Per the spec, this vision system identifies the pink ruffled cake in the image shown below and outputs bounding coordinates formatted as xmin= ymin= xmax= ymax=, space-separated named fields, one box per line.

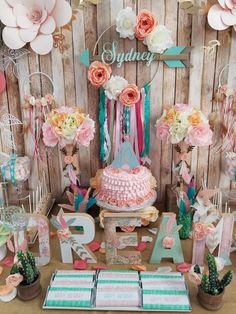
xmin=96 ymin=165 xmax=157 ymax=208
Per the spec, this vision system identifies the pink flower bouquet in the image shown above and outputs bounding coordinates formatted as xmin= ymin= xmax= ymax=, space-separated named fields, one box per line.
xmin=156 ymin=104 xmax=213 ymax=147
xmin=42 ymin=106 xmax=95 ymax=148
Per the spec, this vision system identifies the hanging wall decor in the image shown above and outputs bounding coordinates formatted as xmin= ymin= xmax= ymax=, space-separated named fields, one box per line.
xmin=0 ymin=0 xmax=73 ymax=55
xmin=80 ymin=6 xmax=192 ymax=163
xmin=0 ymin=114 xmax=22 ymax=150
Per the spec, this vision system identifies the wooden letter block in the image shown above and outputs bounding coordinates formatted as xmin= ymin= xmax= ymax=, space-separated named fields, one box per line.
xmin=59 ymin=211 xmax=97 ymax=264
xmin=103 ymin=212 xmax=142 ymax=265
xmin=192 ymin=237 xmax=207 ymax=266
xmin=150 ymin=212 xmax=184 ymax=264
xmin=218 ymin=213 xmax=234 ymax=266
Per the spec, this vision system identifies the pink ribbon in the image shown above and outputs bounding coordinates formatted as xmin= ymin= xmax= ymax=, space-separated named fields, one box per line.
xmin=115 ymin=101 xmax=121 ymax=156
xmin=135 ymin=95 xmax=144 ymax=156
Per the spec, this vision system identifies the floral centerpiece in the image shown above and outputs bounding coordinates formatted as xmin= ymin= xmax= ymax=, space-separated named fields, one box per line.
xmin=42 ymin=106 xmax=95 ymax=184
xmin=156 ymin=104 xmax=213 ymax=239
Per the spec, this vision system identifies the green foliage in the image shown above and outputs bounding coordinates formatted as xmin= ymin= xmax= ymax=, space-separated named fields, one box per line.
xmin=10 ymin=250 xmax=39 ymax=285
xmin=199 ymin=253 xmax=233 ymax=295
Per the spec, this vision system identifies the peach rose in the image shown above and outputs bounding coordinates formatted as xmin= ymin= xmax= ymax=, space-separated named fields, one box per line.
xmin=119 ymin=84 xmax=140 ymax=106
xmin=88 ymin=61 xmax=111 ymax=87
xmin=193 ymin=223 xmax=206 ymax=241
xmin=6 ymin=274 xmax=23 ymax=287
xmin=135 ymin=10 xmax=157 ymax=40
xmin=162 ymin=236 xmax=175 ymax=249
xmin=188 ymin=112 xmax=202 ymax=126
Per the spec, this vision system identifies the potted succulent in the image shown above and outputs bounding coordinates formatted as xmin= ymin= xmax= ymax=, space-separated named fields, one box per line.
xmin=10 ymin=250 xmax=41 ymax=300
xmin=189 ymin=253 xmax=233 ymax=311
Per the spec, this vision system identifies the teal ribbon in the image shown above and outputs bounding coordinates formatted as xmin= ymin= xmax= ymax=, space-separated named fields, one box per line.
xmin=1 ymin=154 xmax=17 ymax=186
xmin=122 ymin=106 xmax=130 ymax=136
xmin=142 ymin=84 xmax=150 ymax=157
xmin=99 ymin=88 xmax=106 ymax=161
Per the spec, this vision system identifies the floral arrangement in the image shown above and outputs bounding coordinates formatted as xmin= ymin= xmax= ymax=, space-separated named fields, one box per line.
xmin=42 ymin=106 xmax=95 ymax=148
xmin=88 ymin=61 xmax=140 ymax=106
xmin=116 ymin=7 xmax=174 ymax=53
xmin=0 ymin=0 xmax=72 ymax=55
xmin=192 ymin=222 xmax=215 ymax=241
xmin=24 ymin=94 xmax=56 ymax=109
xmin=208 ymin=0 xmax=236 ymax=32
xmin=156 ymin=103 xmax=213 ymax=146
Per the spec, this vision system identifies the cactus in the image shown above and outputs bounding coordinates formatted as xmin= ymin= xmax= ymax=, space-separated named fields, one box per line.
xmin=10 ymin=250 xmax=39 ymax=285
xmin=198 ymin=253 xmax=233 ymax=295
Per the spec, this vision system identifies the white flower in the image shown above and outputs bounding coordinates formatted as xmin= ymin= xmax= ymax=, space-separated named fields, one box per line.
xmin=144 ymin=25 xmax=174 ymax=54
xmin=0 ymin=0 xmax=72 ymax=55
xmin=29 ymin=96 xmax=36 ymax=106
xmin=104 ymin=75 xmax=128 ymax=100
xmin=169 ymin=118 xmax=190 ymax=144
xmin=41 ymin=97 xmax=48 ymax=106
xmin=116 ymin=7 xmax=136 ymax=40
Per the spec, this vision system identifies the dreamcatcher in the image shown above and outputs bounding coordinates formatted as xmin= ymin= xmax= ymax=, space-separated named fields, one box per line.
xmin=0 ymin=114 xmax=22 ymax=150
xmin=22 ymin=72 xmax=57 ymax=160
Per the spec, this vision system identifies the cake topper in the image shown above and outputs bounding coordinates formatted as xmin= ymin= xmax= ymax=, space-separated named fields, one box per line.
xmin=111 ymin=141 xmax=140 ymax=169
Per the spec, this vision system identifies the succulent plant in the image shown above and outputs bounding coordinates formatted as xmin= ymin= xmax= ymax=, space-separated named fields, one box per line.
xmin=10 ymin=250 xmax=39 ymax=285
xmin=199 ymin=253 xmax=233 ymax=295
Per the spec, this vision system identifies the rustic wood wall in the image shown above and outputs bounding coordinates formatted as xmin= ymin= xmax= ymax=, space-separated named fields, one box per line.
xmin=0 ymin=0 xmax=236 ymax=201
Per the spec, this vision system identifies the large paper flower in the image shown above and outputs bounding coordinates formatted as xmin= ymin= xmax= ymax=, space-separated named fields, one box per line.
xmin=88 ymin=61 xmax=112 ymax=87
xmin=208 ymin=0 xmax=236 ymax=31
xmin=0 ymin=0 xmax=72 ymax=55
xmin=135 ymin=9 xmax=157 ymax=40
xmin=119 ymin=84 xmax=140 ymax=106
xmin=144 ymin=25 xmax=174 ymax=54
xmin=116 ymin=7 xmax=136 ymax=40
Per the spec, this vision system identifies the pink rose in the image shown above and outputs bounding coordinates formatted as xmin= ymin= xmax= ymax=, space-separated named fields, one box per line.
xmin=135 ymin=10 xmax=157 ymax=40
xmin=76 ymin=117 xmax=95 ymax=147
xmin=175 ymin=103 xmax=192 ymax=112
xmin=57 ymin=228 xmax=71 ymax=241
xmin=42 ymin=121 xmax=59 ymax=147
xmin=185 ymin=123 xmax=213 ymax=147
xmin=193 ymin=223 xmax=206 ymax=241
xmin=162 ymin=236 xmax=175 ymax=249
xmin=45 ymin=94 xmax=54 ymax=105
xmin=88 ymin=61 xmax=112 ymax=87
xmin=119 ymin=84 xmax=140 ymax=106
xmin=156 ymin=121 xmax=170 ymax=142
xmin=6 ymin=273 xmax=23 ymax=287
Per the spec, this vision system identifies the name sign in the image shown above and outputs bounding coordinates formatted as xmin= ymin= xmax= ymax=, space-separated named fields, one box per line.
xmin=101 ymin=41 xmax=155 ymax=68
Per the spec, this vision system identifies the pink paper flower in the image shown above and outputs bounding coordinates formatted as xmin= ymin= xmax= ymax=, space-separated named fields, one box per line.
xmin=156 ymin=121 xmax=170 ymax=142
xmin=0 ymin=0 xmax=72 ymax=55
xmin=57 ymin=228 xmax=71 ymax=241
xmin=175 ymin=103 xmax=192 ymax=112
xmin=6 ymin=273 xmax=23 ymax=287
xmin=76 ymin=117 xmax=95 ymax=147
xmin=42 ymin=121 xmax=59 ymax=147
xmin=185 ymin=123 xmax=213 ymax=147
xmin=135 ymin=10 xmax=157 ymax=40
xmin=45 ymin=94 xmax=54 ymax=105
xmin=193 ymin=223 xmax=206 ymax=241
xmin=88 ymin=61 xmax=112 ymax=88
xmin=162 ymin=236 xmax=175 ymax=249
xmin=208 ymin=0 xmax=236 ymax=32
xmin=119 ymin=84 xmax=140 ymax=106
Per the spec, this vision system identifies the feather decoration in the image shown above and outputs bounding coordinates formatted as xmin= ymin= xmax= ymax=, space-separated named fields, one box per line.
xmin=166 ymin=214 xmax=176 ymax=233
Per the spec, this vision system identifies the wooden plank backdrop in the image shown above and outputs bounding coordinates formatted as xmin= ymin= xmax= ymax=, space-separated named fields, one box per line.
xmin=0 ymin=0 xmax=236 ymax=201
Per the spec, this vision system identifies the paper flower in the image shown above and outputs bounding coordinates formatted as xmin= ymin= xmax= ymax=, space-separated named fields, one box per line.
xmin=135 ymin=9 xmax=157 ymax=40
xmin=0 ymin=0 xmax=72 ymax=55
xmin=208 ymin=0 xmax=236 ymax=31
xmin=6 ymin=274 xmax=23 ymax=288
xmin=156 ymin=121 xmax=170 ymax=142
xmin=144 ymin=25 xmax=174 ymax=54
xmin=103 ymin=75 xmax=128 ymax=100
xmin=184 ymin=123 xmax=213 ymax=147
xmin=119 ymin=84 xmax=140 ymax=106
xmin=116 ymin=7 xmax=136 ymax=40
xmin=42 ymin=121 xmax=59 ymax=147
xmin=76 ymin=116 xmax=95 ymax=147
xmin=162 ymin=236 xmax=175 ymax=249
xmin=88 ymin=61 xmax=112 ymax=87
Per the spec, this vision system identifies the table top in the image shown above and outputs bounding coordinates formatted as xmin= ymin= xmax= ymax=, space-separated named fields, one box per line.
xmin=0 ymin=206 xmax=235 ymax=314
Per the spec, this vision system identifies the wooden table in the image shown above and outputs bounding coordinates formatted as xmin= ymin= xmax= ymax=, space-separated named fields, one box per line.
xmin=0 ymin=206 xmax=235 ymax=314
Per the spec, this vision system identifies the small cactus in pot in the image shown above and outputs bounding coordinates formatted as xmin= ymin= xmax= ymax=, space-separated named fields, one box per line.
xmin=10 ymin=250 xmax=41 ymax=300
xmin=189 ymin=253 xmax=233 ymax=310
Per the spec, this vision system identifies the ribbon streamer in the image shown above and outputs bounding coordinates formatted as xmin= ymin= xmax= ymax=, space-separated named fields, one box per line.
xmin=142 ymin=84 xmax=150 ymax=157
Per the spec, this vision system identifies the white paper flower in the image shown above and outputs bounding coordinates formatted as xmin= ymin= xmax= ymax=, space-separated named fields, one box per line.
xmin=116 ymin=7 xmax=136 ymax=40
xmin=0 ymin=0 xmax=72 ymax=55
xmin=104 ymin=75 xmax=128 ymax=100
xmin=169 ymin=119 xmax=190 ymax=144
xmin=144 ymin=25 xmax=174 ymax=54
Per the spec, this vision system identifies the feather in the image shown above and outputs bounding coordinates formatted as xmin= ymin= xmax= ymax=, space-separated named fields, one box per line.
xmin=59 ymin=215 xmax=67 ymax=229
xmin=66 ymin=191 xmax=75 ymax=205
xmin=7 ymin=239 xmax=15 ymax=253
xmin=166 ymin=214 xmax=176 ymax=233
xmin=66 ymin=218 xmax=76 ymax=226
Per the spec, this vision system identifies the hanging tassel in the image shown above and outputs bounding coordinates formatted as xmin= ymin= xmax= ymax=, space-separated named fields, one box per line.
xmin=108 ymin=100 xmax=115 ymax=164
xmin=99 ymin=88 xmax=106 ymax=161
xmin=104 ymin=98 xmax=111 ymax=162
xmin=135 ymin=95 xmax=144 ymax=156
xmin=115 ymin=101 xmax=121 ymax=156
xmin=123 ymin=106 xmax=131 ymax=139
xmin=142 ymin=84 xmax=150 ymax=157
